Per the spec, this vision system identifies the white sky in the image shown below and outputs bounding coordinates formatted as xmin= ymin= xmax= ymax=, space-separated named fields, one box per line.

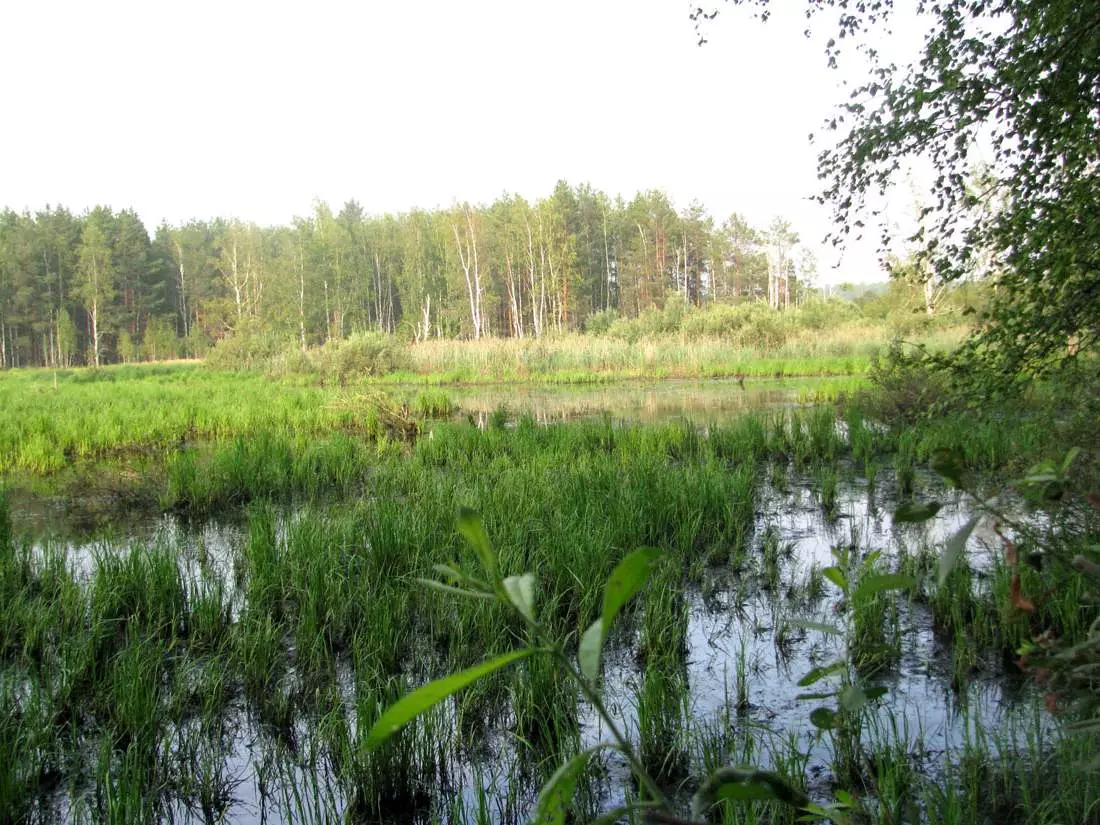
xmin=0 ymin=0 xmax=928 ymax=284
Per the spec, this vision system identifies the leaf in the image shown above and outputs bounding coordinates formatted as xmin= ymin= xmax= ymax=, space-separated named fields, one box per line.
xmin=798 ymin=804 xmax=847 ymax=824
xmin=784 ymin=619 xmax=843 ymax=637
xmin=893 ymin=501 xmax=942 ymax=523
xmin=578 ymin=547 xmax=661 ymax=682
xmin=365 ymin=648 xmax=536 ymax=749
xmin=838 ymin=684 xmax=867 ymax=712
xmin=456 ymin=508 xmax=498 ymax=582
xmin=431 ymin=563 xmax=465 ymax=583
xmin=810 ymin=707 xmax=838 ymax=729
xmin=534 ymin=747 xmax=602 ymax=825
xmin=693 ymin=767 xmax=811 ymax=818
xmin=837 ymin=683 xmax=887 ymax=712
xmin=798 ymin=659 xmax=846 ymax=687
xmin=796 ymin=691 xmax=836 ymax=701
xmin=415 ymin=578 xmax=495 ymax=601
xmin=853 ymin=573 xmax=915 ymax=602
xmin=503 ymin=573 xmax=536 ymax=622
xmin=939 ymin=516 xmax=979 ymax=585
xmin=578 ymin=619 xmax=604 ymax=683
xmin=601 ymin=547 xmax=661 ymax=631
xmin=822 ymin=566 xmax=848 ymax=591
xmin=1065 ymin=718 xmax=1100 ymax=734
xmin=930 ymin=449 xmax=965 ymax=487
xmin=1060 ymin=447 xmax=1081 ymax=475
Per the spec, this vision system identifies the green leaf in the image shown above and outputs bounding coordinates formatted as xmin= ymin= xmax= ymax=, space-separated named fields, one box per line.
xmin=415 ymin=578 xmax=495 ymax=601
xmin=431 ymin=563 xmax=464 ymax=582
xmin=810 ymin=707 xmax=838 ymax=729
xmin=822 ymin=566 xmax=848 ymax=591
xmin=578 ymin=620 xmax=604 ymax=683
xmin=601 ymin=547 xmax=661 ymax=630
xmin=799 ymin=802 xmax=848 ymax=824
xmin=838 ymin=684 xmax=869 ymax=712
xmin=796 ymin=691 xmax=836 ymax=701
xmin=930 ymin=449 xmax=965 ymax=487
xmin=798 ymin=659 xmax=846 ymax=687
xmin=456 ymin=508 xmax=498 ymax=582
xmin=784 ymin=619 xmax=843 ymax=637
xmin=893 ymin=501 xmax=942 ymax=523
xmin=1065 ymin=718 xmax=1100 ymax=734
xmin=693 ymin=767 xmax=811 ymax=818
xmin=853 ymin=573 xmax=915 ymax=602
xmin=939 ymin=516 xmax=979 ymax=585
xmin=1060 ymin=447 xmax=1081 ymax=476
xmin=365 ymin=648 xmax=536 ymax=749
xmin=534 ymin=747 xmax=602 ymax=825
xmin=503 ymin=573 xmax=536 ymax=622
xmin=577 ymin=548 xmax=661 ymax=682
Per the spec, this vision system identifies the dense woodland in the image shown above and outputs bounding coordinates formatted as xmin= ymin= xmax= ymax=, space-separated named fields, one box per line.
xmin=0 ymin=184 xmax=836 ymax=368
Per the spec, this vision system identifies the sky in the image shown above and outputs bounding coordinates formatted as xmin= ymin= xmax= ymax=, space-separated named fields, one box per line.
xmin=0 ymin=0 xmax=928 ymax=284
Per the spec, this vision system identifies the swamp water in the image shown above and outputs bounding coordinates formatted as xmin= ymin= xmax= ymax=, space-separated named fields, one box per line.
xmin=397 ymin=376 xmax=862 ymax=426
xmin=3 ymin=384 xmax=1056 ymax=824
xmin=15 ymin=471 xmax=1045 ymax=824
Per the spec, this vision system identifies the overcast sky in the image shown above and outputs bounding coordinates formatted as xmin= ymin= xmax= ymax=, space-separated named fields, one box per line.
xmin=0 ymin=0 xmax=927 ymax=283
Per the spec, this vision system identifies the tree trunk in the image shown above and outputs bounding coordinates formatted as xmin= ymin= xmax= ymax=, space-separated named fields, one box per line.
xmin=452 ymin=211 xmax=482 ymax=340
xmin=174 ymin=241 xmax=189 ymax=339
xmin=297 ymin=241 xmax=307 ymax=350
xmin=524 ymin=212 xmax=543 ymax=337
xmin=91 ymin=294 xmax=100 ymax=367
xmin=602 ymin=207 xmax=613 ymax=311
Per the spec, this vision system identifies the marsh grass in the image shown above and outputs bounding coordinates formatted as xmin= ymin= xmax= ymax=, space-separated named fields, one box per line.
xmin=1 ymin=391 xmax=1096 ymax=823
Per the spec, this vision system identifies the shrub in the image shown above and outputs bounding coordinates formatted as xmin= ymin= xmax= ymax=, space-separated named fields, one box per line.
xmin=205 ymin=320 xmax=287 ymax=370
xmin=584 ymin=308 xmax=619 ymax=335
xmin=329 ymin=332 xmax=410 ymax=378
xmin=794 ymin=299 xmax=862 ymax=330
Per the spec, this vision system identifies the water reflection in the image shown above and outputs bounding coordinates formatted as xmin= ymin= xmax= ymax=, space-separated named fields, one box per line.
xmin=401 ymin=376 xmax=859 ymax=426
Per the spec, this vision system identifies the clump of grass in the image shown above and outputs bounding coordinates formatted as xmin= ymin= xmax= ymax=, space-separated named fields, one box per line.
xmin=638 ymin=560 xmax=689 ymax=670
xmin=412 ymin=389 xmax=455 ymax=419
xmin=635 ymin=667 xmax=690 ymax=785
xmin=818 ymin=465 xmax=839 ymax=517
xmin=894 ymin=429 xmax=917 ymax=496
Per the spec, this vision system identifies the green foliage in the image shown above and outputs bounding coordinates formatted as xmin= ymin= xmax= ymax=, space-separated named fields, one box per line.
xmin=725 ymin=0 xmax=1100 ymax=376
xmin=0 ymin=188 xmax=927 ymax=370
xmin=368 ymin=510 xmax=844 ymax=823
xmin=895 ymin=446 xmax=1100 ymax=737
xmin=204 ymin=318 xmax=286 ymax=370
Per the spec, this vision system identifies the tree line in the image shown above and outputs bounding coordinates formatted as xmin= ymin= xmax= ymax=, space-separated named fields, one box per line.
xmin=0 ymin=182 xmax=821 ymax=368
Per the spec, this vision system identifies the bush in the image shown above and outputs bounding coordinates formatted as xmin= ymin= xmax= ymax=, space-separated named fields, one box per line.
xmin=328 ymin=332 xmax=410 ymax=378
xmin=205 ymin=320 xmax=287 ymax=370
xmin=794 ymin=299 xmax=862 ymax=330
xmin=584 ymin=308 xmax=619 ymax=335
xmin=860 ymin=343 xmax=951 ymax=424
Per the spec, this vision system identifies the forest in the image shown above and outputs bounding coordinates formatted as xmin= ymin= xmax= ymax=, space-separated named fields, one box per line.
xmin=0 ymin=185 xmax=840 ymax=369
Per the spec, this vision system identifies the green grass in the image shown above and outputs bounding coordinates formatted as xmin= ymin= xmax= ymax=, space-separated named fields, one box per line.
xmin=2 ymin=368 xmax=1098 ymax=824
